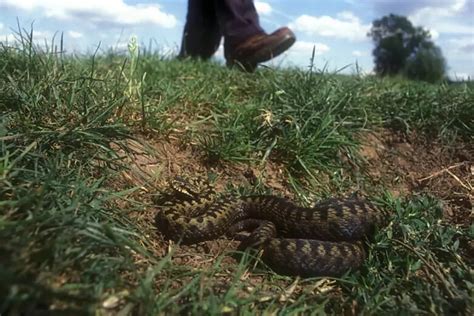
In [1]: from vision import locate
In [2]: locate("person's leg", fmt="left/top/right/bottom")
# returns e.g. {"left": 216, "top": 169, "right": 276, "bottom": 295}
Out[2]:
{"left": 213, "top": 0, "right": 264, "bottom": 54}
{"left": 214, "top": 0, "right": 296, "bottom": 71}
{"left": 179, "top": 0, "right": 222, "bottom": 59}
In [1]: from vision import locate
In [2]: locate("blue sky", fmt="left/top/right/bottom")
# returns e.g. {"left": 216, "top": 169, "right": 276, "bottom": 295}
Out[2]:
{"left": 0, "top": 0, "right": 473, "bottom": 79}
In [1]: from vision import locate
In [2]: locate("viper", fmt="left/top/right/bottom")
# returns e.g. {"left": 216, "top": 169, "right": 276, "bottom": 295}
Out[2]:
{"left": 154, "top": 177, "right": 387, "bottom": 277}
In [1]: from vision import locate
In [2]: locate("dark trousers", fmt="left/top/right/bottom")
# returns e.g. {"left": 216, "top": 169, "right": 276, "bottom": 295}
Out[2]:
{"left": 179, "top": 0, "right": 264, "bottom": 60}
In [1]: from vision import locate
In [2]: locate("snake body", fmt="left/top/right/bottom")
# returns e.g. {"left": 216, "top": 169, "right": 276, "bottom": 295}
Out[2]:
{"left": 154, "top": 177, "right": 387, "bottom": 277}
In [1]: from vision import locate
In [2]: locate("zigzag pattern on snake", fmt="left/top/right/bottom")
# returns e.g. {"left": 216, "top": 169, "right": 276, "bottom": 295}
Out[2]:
{"left": 154, "top": 177, "right": 388, "bottom": 277}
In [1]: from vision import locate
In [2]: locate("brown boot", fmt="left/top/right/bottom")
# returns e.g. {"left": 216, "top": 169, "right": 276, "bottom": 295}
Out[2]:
{"left": 226, "top": 27, "right": 296, "bottom": 72}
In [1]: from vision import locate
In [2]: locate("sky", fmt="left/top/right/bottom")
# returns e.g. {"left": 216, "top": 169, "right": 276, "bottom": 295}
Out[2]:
{"left": 0, "top": 0, "right": 473, "bottom": 79}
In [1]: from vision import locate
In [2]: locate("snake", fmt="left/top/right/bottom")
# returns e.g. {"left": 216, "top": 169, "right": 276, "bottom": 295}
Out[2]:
{"left": 154, "top": 177, "right": 388, "bottom": 277}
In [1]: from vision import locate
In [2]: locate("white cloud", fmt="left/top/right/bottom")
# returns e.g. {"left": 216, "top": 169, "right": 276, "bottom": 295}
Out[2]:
{"left": 30, "top": 30, "right": 53, "bottom": 39}
{"left": 352, "top": 50, "right": 367, "bottom": 57}
{"left": 289, "top": 12, "right": 370, "bottom": 42}
{"left": 409, "top": 0, "right": 473, "bottom": 36}
{"left": 0, "top": 33, "right": 16, "bottom": 43}
{"left": 0, "top": 23, "right": 4, "bottom": 30}
{"left": 0, "top": 0, "right": 177, "bottom": 28}
{"left": 0, "top": 30, "right": 53, "bottom": 45}
{"left": 374, "top": 0, "right": 457, "bottom": 15}
{"left": 433, "top": 22, "right": 473, "bottom": 35}
{"left": 450, "top": 72, "right": 472, "bottom": 81}
{"left": 429, "top": 29, "right": 440, "bottom": 40}
{"left": 67, "top": 30, "right": 83, "bottom": 39}
{"left": 290, "top": 41, "right": 330, "bottom": 55}
{"left": 255, "top": 1, "right": 272, "bottom": 16}
{"left": 446, "top": 36, "right": 474, "bottom": 55}
{"left": 112, "top": 40, "right": 130, "bottom": 52}
{"left": 449, "top": 0, "right": 466, "bottom": 12}
{"left": 336, "top": 11, "right": 358, "bottom": 21}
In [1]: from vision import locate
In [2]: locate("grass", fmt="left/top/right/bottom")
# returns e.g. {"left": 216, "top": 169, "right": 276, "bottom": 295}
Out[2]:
{"left": 1, "top": 30, "right": 473, "bottom": 314}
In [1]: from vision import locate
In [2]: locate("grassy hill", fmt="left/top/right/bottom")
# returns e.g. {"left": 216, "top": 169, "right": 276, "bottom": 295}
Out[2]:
{"left": 1, "top": 33, "right": 473, "bottom": 315}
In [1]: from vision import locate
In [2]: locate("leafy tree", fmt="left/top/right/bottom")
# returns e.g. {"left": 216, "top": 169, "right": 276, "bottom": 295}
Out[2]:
{"left": 403, "top": 45, "right": 446, "bottom": 83}
{"left": 368, "top": 14, "right": 446, "bottom": 81}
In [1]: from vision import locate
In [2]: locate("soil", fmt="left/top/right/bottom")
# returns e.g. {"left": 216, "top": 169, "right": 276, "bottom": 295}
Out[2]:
{"left": 116, "top": 128, "right": 473, "bottom": 278}
{"left": 358, "top": 130, "right": 472, "bottom": 227}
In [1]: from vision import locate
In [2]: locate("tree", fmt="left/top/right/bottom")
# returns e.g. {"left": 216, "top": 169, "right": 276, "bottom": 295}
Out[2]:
{"left": 403, "top": 45, "right": 447, "bottom": 83}
{"left": 368, "top": 14, "right": 446, "bottom": 81}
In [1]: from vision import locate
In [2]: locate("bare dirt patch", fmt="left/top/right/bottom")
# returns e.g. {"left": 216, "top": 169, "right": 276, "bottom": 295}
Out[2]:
{"left": 116, "top": 129, "right": 473, "bottom": 275}
{"left": 359, "top": 130, "right": 473, "bottom": 228}
{"left": 359, "top": 130, "right": 473, "bottom": 262}
{"left": 114, "top": 134, "right": 293, "bottom": 279}
{"left": 118, "top": 133, "right": 293, "bottom": 198}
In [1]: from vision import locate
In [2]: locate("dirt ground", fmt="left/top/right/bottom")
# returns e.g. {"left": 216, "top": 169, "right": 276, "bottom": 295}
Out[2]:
{"left": 118, "top": 129, "right": 473, "bottom": 271}
{"left": 358, "top": 130, "right": 472, "bottom": 227}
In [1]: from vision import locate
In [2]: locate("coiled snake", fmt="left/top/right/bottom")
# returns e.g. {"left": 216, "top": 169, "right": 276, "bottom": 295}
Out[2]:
{"left": 154, "top": 177, "right": 387, "bottom": 277}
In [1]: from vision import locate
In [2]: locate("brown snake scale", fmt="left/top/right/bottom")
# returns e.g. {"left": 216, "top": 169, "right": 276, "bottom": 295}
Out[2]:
{"left": 154, "top": 177, "right": 387, "bottom": 277}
